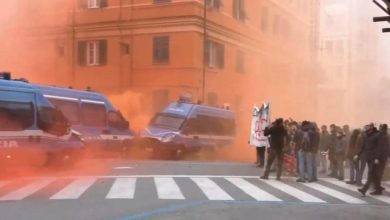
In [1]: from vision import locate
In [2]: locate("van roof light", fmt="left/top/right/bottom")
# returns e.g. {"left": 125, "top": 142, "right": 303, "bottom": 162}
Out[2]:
{"left": 0, "top": 72, "right": 11, "bottom": 80}
{"left": 178, "top": 93, "right": 193, "bottom": 103}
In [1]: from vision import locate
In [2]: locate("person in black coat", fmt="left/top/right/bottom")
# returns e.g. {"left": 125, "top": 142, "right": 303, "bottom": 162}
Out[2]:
{"left": 358, "top": 124, "right": 382, "bottom": 195}
{"left": 260, "top": 118, "right": 287, "bottom": 180}
{"left": 377, "top": 124, "right": 389, "bottom": 189}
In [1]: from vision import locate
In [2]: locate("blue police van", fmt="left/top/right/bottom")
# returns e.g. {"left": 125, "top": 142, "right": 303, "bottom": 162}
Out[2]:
{"left": 32, "top": 84, "right": 134, "bottom": 155}
{"left": 0, "top": 73, "right": 84, "bottom": 168}
{"left": 139, "top": 97, "right": 236, "bottom": 158}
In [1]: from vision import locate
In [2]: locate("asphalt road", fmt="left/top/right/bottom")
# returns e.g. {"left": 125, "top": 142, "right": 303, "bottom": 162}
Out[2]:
{"left": 0, "top": 159, "right": 389, "bottom": 220}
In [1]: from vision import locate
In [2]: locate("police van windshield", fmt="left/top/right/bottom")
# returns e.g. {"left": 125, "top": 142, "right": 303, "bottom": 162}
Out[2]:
{"left": 0, "top": 100, "right": 34, "bottom": 131}
{"left": 150, "top": 113, "right": 185, "bottom": 130}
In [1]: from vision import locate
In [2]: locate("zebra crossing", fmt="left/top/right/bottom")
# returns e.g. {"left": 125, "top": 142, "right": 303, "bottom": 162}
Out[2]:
{"left": 0, "top": 176, "right": 389, "bottom": 205}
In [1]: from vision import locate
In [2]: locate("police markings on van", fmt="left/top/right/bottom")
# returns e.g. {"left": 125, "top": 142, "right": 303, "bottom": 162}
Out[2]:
{"left": 0, "top": 140, "right": 18, "bottom": 148}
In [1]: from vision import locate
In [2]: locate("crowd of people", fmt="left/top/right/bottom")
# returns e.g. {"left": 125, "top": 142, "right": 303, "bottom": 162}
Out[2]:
{"left": 258, "top": 118, "right": 390, "bottom": 196}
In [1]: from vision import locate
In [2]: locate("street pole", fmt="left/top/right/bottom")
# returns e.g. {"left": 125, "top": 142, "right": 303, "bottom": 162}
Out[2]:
{"left": 202, "top": 0, "right": 207, "bottom": 103}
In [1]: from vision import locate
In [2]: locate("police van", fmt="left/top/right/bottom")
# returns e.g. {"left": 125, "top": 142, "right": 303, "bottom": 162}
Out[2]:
{"left": 0, "top": 73, "right": 84, "bottom": 168}
{"left": 139, "top": 97, "right": 236, "bottom": 158}
{"left": 32, "top": 84, "right": 134, "bottom": 155}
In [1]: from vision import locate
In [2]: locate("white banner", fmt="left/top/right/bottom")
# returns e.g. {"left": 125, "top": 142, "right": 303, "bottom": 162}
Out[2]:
{"left": 249, "top": 102, "right": 271, "bottom": 148}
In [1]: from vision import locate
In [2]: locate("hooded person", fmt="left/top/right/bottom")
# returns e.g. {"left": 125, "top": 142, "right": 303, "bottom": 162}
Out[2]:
{"left": 260, "top": 118, "right": 287, "bottom": 180}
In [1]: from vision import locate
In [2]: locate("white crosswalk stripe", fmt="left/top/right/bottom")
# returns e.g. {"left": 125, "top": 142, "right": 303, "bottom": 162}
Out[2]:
{"left": 226, "top": 178, "right": 281, "bottom": 201}
{"left": 259, "top": 179, "right": 326, "bottom": 203}
{"left": 191, "top": 177, "right": 233, "bottom": 200}
{"left": 154, "top": 177, "right": 185, "bottom": 200}
{"left": 0, "top": 179, "right": 53, "bottom": 201}
{"left": 302, "top": 182, "right": 367, "bottom": 204}
{"left": 0, "top": 176, "right": 388, "bottom": 205}
{"left": 106, "top": 178, "right": 136, "bottom": 199}
{"left": 50, "top": 177, "right": 96, "bottom": 200}
{"left": 323, "top": 179, "right": 390, "bottom": 204}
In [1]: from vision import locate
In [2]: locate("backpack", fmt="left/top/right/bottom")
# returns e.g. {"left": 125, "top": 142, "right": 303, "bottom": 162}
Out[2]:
{"left": 301, "top": 131, "right": 311, "bottom": 152}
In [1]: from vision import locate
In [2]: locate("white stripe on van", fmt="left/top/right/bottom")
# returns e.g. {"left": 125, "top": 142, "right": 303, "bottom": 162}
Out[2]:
{"left": 44, "top": 95, "right": 78, "bottom": 101}
{"left": 81, "top": 99, "right": 105, "bottom": 105}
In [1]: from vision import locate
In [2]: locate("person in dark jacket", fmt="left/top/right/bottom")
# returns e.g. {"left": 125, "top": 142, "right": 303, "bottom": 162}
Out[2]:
{"left": 355, "top": 125, "right": 369, "bottom": 186}
{"left": 345, "top": 129, "right": 362, "bottom": 184}
{"left": 296, "top": 121, "right": 315, "bottom": 182}
{"left": 310, "top": 123, "right": 320, "bottom": 181}
{"left": 261, "top": 118, "right": 287, "bottom": 180}
{"left": 377, "top": 124, "right": 389, "bottom": 190}
{"left": 319, "top": 125, "right": 331, "bottom": 174}
{"left": 328, "top": 124, "right": 338, "bottom": 177}
{"left": 358, "top": 124, "right": 382, "bottom": 196}
{"left": 335, "top": 130, "right": 347, "bottom": 180}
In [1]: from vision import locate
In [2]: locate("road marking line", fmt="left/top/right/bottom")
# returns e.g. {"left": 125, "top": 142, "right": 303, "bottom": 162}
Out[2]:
{"left": 191, "top": 177, "right": 233, "bottom": 201}
{"left": 226, "top": 178, "right": 282, "bottom": 202}
{"left": 106, "top": 178, "right": 136, "bottom": 199}
{"left": 0, "top": 179, "right": 53, "bottom": 201}
{"left": 154, "top": 178, "right": 185, "bottom": 200}
{"left": 259, "top": 179, "right": 325, "bottom": 203}
{"left": 323, "top": 179, "right": 390, "bottom": 204}
{"left": 302, "top": 182, "right": 367, "bottom": 204}
{"left": 113, "top": 167, "right": 134, "bottom": 170}
{"left": 50, "top": 177, "right": 96, "bottom": 200}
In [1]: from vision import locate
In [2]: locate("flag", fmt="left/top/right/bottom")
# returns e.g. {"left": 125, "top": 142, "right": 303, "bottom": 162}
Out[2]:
{"left": 249, "top": 102, "right": 271, "bottom": 147}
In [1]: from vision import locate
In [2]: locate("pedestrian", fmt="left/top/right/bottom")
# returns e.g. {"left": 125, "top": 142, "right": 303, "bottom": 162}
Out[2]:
{"left": 260, "top": 118, "right": 287, "bottom": 180}
{"left": 355, "top": 125, "right": 369, "bottom": 186}
{"left": 319, "top": 125, "right": 331, "bottom": 174}
{"left": 310, "top": 123, "right": 320, "bottom": 181}
{"left": 345, "top": 129, "right": 361, "bottom": 184}
{"left": 334, "top": 130, "right": 347, "bottom": 180}
{"left": 328, "top": 124, "right": 338, "bottom": 177}
{"left": 296, "top": 121, "right": 315, "bottom": 183}
{"left": 358, "top": 124, "right": 382, "bottom": 196}
{"left": 376, "top": 124, "right": 389, "bottom": 191}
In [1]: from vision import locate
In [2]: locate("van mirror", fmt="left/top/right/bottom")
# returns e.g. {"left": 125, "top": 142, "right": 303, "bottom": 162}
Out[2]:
{"left": 108, "top": 111, "right": 129, "bottom": 130}
{"left": 38, "top": 107, "right": 70, "bottom": 136}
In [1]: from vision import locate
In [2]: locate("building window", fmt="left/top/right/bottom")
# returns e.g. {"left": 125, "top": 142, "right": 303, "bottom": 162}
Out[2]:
{"left": 120, "top": 43, "right": 130, "bottom": 55}
{"left": 78, "top": 40, "right": 107, "bottom": 66}
{"left": 236, "top": 50, "right": 245, "bottom": 73}
{"left": 153, "top": 36, "right": 170, "bottom": 64}
{"left": 261, "top": 7, "right": 268, "bottom": 32}
{"left": 153, "top": 0, "right": 171, "bottom": 4}
{"left": 205, "top": 40, "right": 224, "bottom": 69}
{"left": 81, "top": 0, "right": 108, "bottom": 9}
{"left": 233, "top": 0, "right": 246, "bottom": 21}
{"left": 206, "top": 0, "right": 221, "bottom": 9}
{"left": 207, "top": 92, "right": 218, "bottom": 106}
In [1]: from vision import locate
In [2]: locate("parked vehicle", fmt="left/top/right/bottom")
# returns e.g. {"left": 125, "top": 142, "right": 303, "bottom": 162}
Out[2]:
{"left": 139, "top": 97, "right": 236, "bottom": 158}
{"left": 0, "top": 72, "right": 84, "bottom": 168}
{"left": 33, "top": 84, "right": 134, "bottom": 156}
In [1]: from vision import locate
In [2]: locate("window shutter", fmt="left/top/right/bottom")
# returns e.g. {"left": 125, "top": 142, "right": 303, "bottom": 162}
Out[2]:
{"left": 78, "top": 41, "right": 87, "bottom": 66}
{"left": 79, "top": 0, "right": 87, "bottom": 9}
{"left": 100, "top": 0, "right": 108, "bottom": 8}
{"left": 205, "top": 40, "right": 210, "bottom": 66}
{"left": 233, "top": 0, "right": 239, "bottom": 18}
{"left": 217, "top": 44, "right": 224, "bottom": 69}
{"left": 215, "top": 0, "right": 222, "bottom": 9}
{"left": 239, "top": 0, "right": 246, "bottom": 20}
{"left": 99, "top": 40, "right": 107, "bottom": 65}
